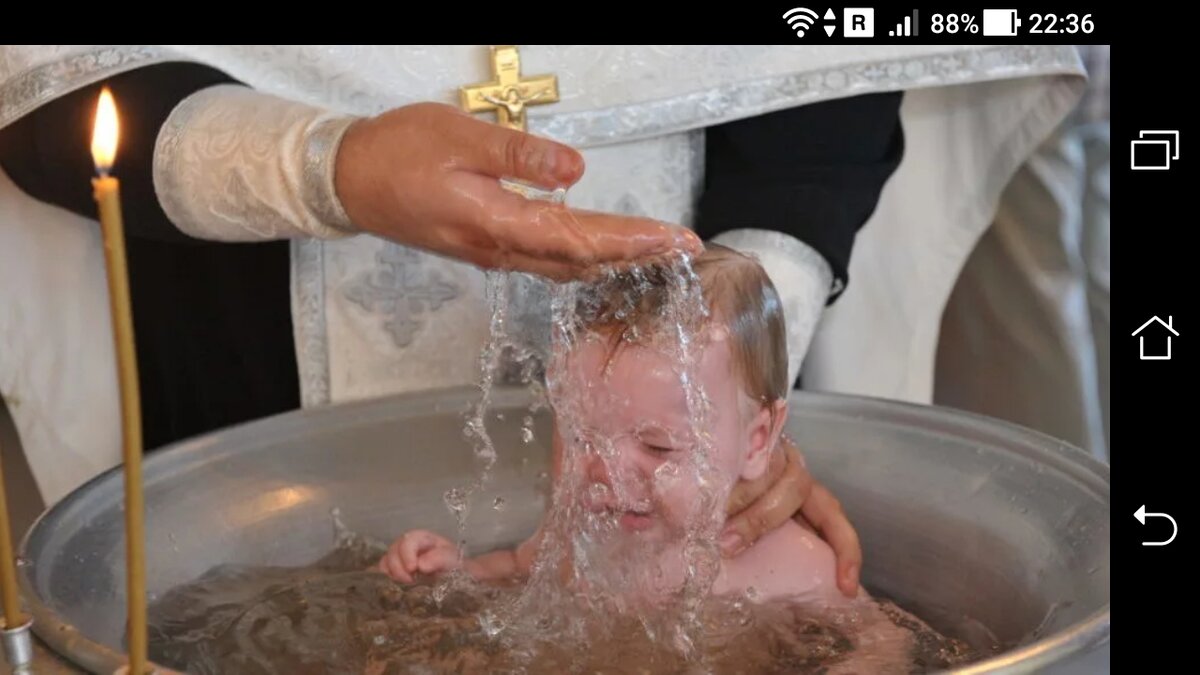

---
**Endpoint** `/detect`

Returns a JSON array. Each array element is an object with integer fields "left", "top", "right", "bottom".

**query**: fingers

[
  {"left": 726, "top": 445, "right": 788, "bottom": 516},
  {"left": 397, "top": 530, "right": 436, "bottom": 573},
  {"left": 556, "top": 207, "right": 705, "bottom": 265},
  {"left": 801, "top": 484, "right": 863, "bottom": 598},
  {"left": 487, "top": 234, "right": 702, "bottom": 282},
  {"left": 431, "top": 172, "right": 701, "bottom": 279},
  {"left": 417, "top": 545, "right": 463, "bottom": 575},
  {"left": 351, "top": 102, "right": 703, "bottom": 275},
  {"left": 452, "top": 110, "right": 585, "bottom": 187},
  {"left": 721, "top": 448, "right": 812, "bottom": 557},
  {"left": 465, "top": 181, "right": 701, "bottom": 270},
  {"left": 462, "top": 247, "right": 590, "bottom": 282},
  {"left": 379, "top": 530, "right": 454, "bottom": 584},
  {"left": 379, "top": 548, "right": 412, "bottom": 584}
]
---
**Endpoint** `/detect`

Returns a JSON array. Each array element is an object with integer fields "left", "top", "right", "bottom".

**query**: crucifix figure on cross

[{"left": 459, "top": 45, "right": 559, "bottom": 131}]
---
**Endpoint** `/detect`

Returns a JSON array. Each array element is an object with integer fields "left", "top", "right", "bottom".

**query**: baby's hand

[{"left": 378, "top": 529, "right": 463, "bottom": 583}]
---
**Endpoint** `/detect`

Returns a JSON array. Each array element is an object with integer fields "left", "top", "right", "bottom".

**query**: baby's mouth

[
  {"left": 611, "top": 499, "right": 655, "bottom": 531},
  {"left": 618, "top": 509, "right": 655, "bottom": 531},
  {"left": 584, "top": 483, "right": 655, "bottom": 529},
  {"left": 589, "top": 499, "right": 653, "bottom": 518}
]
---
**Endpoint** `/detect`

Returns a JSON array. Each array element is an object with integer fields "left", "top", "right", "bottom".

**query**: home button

[{"left": 1132, "top": 315, "right": 1178, "bottom": 361}]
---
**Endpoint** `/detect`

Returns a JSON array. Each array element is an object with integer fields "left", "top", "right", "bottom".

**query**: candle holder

[
  {"left": 1, "top": 616, "right": 33, "bottom": 674},
  {"left": 0, "top": 433, "right": 30, "bottom": 672}
]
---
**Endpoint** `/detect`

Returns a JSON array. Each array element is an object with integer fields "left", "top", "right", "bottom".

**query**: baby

[{"left": 379, "top": 245, "right": 859, "bottom": 607}]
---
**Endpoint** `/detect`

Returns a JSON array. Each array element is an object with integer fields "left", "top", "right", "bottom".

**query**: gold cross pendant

[{"left": 459, "top": 45, "right": 559, "bottom": 132}]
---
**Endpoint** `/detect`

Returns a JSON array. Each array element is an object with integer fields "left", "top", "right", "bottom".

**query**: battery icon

[{"left": 982, "top": 9, "right": 1021, "bottom": 36}]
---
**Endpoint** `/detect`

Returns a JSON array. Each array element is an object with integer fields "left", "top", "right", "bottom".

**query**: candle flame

[{"left": 91, "top": 87, "right": 119, "bottom": 173}]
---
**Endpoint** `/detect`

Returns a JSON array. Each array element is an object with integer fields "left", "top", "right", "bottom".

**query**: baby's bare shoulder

[
  {"left": 722, "top": 521, "right": 843, "bottom": 603},
  {"left": 745, "top": 521, "right": 836, "bottom": 569}
]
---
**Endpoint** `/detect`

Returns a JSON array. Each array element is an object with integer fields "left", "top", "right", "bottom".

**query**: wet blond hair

[{"left": 576, "top": 244, "right": 788, "bottom": 407}]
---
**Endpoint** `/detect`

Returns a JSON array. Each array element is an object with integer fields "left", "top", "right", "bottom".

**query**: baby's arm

[
  {"left": 464, "top": 527, "right": 541, "bottom": 582},
  {"left": 378, "top": 527, "right": 542, "bottom": 585},
  {"left": 380, "top": 426, "right": 561, "bottom": 584}
]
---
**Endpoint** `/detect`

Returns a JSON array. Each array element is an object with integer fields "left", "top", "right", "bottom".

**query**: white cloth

[
  {"left": 0, "top": 169, "right": 122, "bottom": 502},
  {"left": 936, "top": 125, "right": 1111, "bottom": 460},
  {"left": 935, "top": 47, "right": 1110, "bottom": 461},
  {"left": 0, "top": 45, "right": 1085, "bottom": 502},
  {"left": 802, "top": 74, "right": 1087, "bottom": 401},
  {"left": 711, "top": 229, "right": 833, "bottom": 387},
  {"left": 154, "top": 84, "right": 360, "bottom": 241}
]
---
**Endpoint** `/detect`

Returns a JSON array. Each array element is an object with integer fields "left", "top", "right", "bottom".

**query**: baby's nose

[
  {"left": 586, "top": 442, "right": 649, "bottom": 491},
  {"left": 585, "top": 452, "right": 611, "bottom": 486}
]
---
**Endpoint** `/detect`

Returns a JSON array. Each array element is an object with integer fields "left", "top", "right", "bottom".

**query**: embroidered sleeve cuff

[
  {"left": 710, "top": 228, "right": 833, "bottom": 387},
  {"left": 153, "top": 84, "right": 361, "bottom": 241}
]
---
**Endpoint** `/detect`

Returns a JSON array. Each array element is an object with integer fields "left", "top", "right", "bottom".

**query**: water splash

[
  {"left": 447, "top": 249, "right": 736, "bottom": 668},
  {"left": 429, "top": 185, "right": 890, "bottom": 670},
  {"left": 449, "top": 183, "right": 567, "bottom": 567}
]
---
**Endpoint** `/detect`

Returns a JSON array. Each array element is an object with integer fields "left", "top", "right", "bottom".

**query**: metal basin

[{"left": 19, "top": 388, "right": 1110, "bottom": 673}]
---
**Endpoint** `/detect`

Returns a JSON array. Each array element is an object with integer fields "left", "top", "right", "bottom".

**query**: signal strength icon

[
  {"left": 783, "top": 7, "right": 819, "bottom": 37},
  {"left": 889, "top": 9, "right": 919, "bottom": 36}
]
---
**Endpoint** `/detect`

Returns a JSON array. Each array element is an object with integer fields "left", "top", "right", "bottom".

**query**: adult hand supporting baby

[
  {"left": 722, "top": 437, "right": 862, "bottom": 598},
  {"left": 334, "top": 103, "right": 702, "bottom": 280}
]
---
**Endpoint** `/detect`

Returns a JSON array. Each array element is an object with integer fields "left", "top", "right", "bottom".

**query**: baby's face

[{"left": 554, "top": 332, "right": 754, "bottom": 540}]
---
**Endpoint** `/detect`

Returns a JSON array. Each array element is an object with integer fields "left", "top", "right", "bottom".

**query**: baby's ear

[{"left": 742, "top": 400, "right": 789, "bottom": 482}]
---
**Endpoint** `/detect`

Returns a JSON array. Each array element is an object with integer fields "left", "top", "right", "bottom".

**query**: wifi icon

[{"left": 783, "top": 7, "right": 819, "bottom": 37}]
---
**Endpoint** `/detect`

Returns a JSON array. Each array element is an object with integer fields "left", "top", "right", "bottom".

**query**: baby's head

[{"left": 551, "top": 244, "right": 789, "bottom": 539}]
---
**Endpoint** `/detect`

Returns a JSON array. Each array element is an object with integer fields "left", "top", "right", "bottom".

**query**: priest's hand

[
  {"left": 334, "top": 102, "right": 702, "bottom": 280},
  {"left": 722, "top": 436, "right": 863, "bottom": 598}
]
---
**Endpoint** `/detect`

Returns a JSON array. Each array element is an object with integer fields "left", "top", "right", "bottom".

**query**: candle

[
  {"left": 92, "top": 87, "right": 149, "bottom": 675},
  {"left": 0, "top": 438, "right": 24, "bottom": 629}
]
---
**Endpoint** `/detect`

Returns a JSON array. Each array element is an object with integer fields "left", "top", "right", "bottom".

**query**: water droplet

[
  {"left": 493, "top": 497, "right": 506, "bottom": 511},
  {"left": 588, "top": 482, "right": 611, "bottom": 507},
  {"left": 496, "top": 413, "right": 505, "bottom": 421},
  {"left": 373, "top": 634, "right": 388, "bottom": 646},
  {"left": 479, "top": 609, "right": 506, "bottom": 639},
  {"left": 653, "top": 461, "right": 681, "bottom": 491},
  {"left": 15, "top": 556, "right": 30, "bottom": 568},
  {"left": 521, "top": 426, "right": 535, "bottom": 444},
  {"left": 444, "top": 487, "right": 468, "bottom": 514}
]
